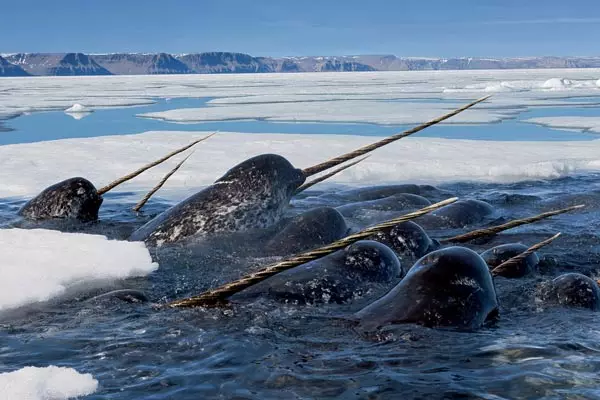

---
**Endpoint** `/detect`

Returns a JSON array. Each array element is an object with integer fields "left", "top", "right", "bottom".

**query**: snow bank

[
  {"left": 1, "top": 131, "right": 600, "bottom": 202},
  {"left": 0, "top": 229, "right": 157, "bottom": 311},
  {"left": 524, "top": 117, "right": 600, "bottom": 133},
  {"left": 0, "top": 366, "right": 97, "bottom": 400}
]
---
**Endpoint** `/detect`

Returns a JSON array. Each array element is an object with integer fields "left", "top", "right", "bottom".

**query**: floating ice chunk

[
  {"left": 0, "top": 229, "right": 158, "bottom": 311},
  {"left": 64, "top": 103, "right": 92, "bottom": 113},
  {"left": 0, "top": 366, "right": 98, "bottom": 400},
  {"left": 542, "top": 78, "right": 573, "bottom": 89},
  {"left": 524, "top": 116, "right": 600, "bottom": 133}
]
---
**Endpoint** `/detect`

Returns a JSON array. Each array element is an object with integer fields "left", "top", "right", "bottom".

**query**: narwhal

[
  {"left": 18, "top": 133, "right": 214, "bottom": 222},
  {"left": 129, "top": 97, "right": 490, "bottom": 246}
]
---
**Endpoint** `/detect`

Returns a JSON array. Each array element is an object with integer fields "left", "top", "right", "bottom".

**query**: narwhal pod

[
  {"left": 416, "top": 199, "right": 494, "bottom": 229},
  {"left": 368, "top": 221, "right": 439, "bottom": 261},
  {"left": 263, "top": 207, "right": 349, "bottom": 256},
  {"left": 232, "top": 240, "right": 402, "bottom": 305},
  {"left": 335, "top": 193, "right": 432, "bottom": 219},
  {"left": 541, "top": 273, "right": 600, "bottom": 311},
  {"left": 355, "top": 246, "right": 499, "bottom": 330},
  {"left": 18, "top": 177, "right": 103, "bottom": 222},
  {"left": 480, "top": 243, "right": 540, "bottom": 278}
]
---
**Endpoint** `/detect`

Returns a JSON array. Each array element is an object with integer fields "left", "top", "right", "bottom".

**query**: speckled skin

[
  {"left": 369, "top": 221, "right": 438, "bottom": 261},
  {"left": 129, "top": 154, "right": 305, "bottom": 246},
  {"left": 18, "top": 177, "right": 103, "bottom": 222},
  {"left": 480, "top": 243, "right": 539, "bottom": 278},
  {"left": 417, "top": 199, "right": 494, "bottom": 229},
  {"left": 233, "top": 240, "right": 402, "bottom": 305},
  {"left": 356, "top": 246, "right": 499, "bottom": 330},
  {"left": 264, "top": 207, "right": 349, "bottom": 256},
  {"left": 551, "top": 273, "right": 600, "bottom": 310}
]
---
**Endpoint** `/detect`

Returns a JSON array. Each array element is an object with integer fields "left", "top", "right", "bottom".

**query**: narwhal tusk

[
  {"left": 96, "top": 132, "right": 216, "bottom": 196},
  {"left": 301, "top": 95, "right": 491, "bottom": 177},
  {"left": 440, "top": 204, "right": 584, "bottom": 244},
  {"left": 294, "top": 155, "right": 370, "bottom": 195},
  {"left": 166, "top": 197, "right": 459, "bottom": 308},
  {"left": 491, "top": 233, "right": 562, "bottom": 276},
  {"left": 132, "top": 150, "right": 196, "bottom": 213}
]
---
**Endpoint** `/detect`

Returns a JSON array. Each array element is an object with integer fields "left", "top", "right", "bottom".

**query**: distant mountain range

[{"left": 2, "top": 52, "right": 600, "bottom": 77}]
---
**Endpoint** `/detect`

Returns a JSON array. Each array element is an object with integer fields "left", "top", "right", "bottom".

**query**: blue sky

[{"left": 2, "top": 0, "right": 600, "bottom": 57}]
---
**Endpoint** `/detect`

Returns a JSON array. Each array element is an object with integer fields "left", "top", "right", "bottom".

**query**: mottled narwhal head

[
  {"left": 344, "top": 240, "right": 405, "bottom": 281},
  {"left": 18, "top": 177, "right": 103, "bottom": 222},
  {"left": 232, "top": 240, "right": 401, "bottom": 305},
  {"left": 545, "top": 273, "right": 600, "bottom": 311},
  {"left": 370, "top": 221, "right": 438, "bottom": 261},
  {"left": 481, "top": 243, "right": 539, "bottom": 278},
  {"left": 216, "top": 154, "right": 305, "bottom": 199},
  {"left": 356, "top": 246, "right": 499, "bottom": 330}
]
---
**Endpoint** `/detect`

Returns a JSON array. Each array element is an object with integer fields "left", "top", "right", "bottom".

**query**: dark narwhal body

[
  {"left": 232, "top": 240, "right": 402, "bottom": 305},
  {"left": 129, "top": 154, "right": 305, "bottom": 246},
  {"left": 322, "top": 184, "right": 445, "bottom": 203},
  {"left": 481, "top": 243, "right": 539, "bottom": 278},
  {"left": 545, "top": 273, "right": 600, "bottom": 310},
  {"left": 369, "top": 221, "right": 439, "bottom": 262},
  {"left": 416, "top": 199, "right": 494, "bottom": 229},
  {"left": 18, "top": 177, "right": 103, "bottom": 222},
  {"left": 336, "top": 193, "right": 431, "bottom": 222},
  {"left": 264, "top": 207, "right": 349, "bottom": 256},
  {"left": 356, "top": 246, "right": 498, "bottom": 330}
]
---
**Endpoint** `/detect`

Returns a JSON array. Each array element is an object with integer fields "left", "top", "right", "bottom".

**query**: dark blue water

[
  {"left": 2, "top": 173, "right": 600, "bottom": 399},
  {"left": 3, "top": 96, "right": 600, "bottom": 145}
]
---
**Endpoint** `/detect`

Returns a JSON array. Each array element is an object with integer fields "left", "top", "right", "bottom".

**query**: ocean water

[
  {"left": 1, "top": 173, "right": 600, "bottom": 399},
  {"left": 2, "top": 83, "right": 600, "bottom": 398}
]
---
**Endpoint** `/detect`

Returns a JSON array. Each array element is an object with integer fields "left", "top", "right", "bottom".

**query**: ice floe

[
  {"left": 525, "top": 117, "right": 600, "bottom": 133},
  {"left": 0, "top": 228, "right": 157, "bottom": 311},
  {"left": 1, "top": 69, "right": 600, "bottom": 126},
  {"left": 0, "top": 366, "right": 98, "bottom": 400},
  {"left": 1, "top": 131, "right": 600, "bottom": 203}
]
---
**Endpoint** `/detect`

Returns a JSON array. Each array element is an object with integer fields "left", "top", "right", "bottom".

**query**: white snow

[
  {"left": 1, "top": 131, "right": 600, "bottom": 203},
  {"left": 0, "top": 366, "right": 98, "bottom": 400},
  {"left": 0, "top": 228, "right": 158, "bottom": 311},
  {"left": 524, "top": 116, "right": 600, "bottom": 133}
]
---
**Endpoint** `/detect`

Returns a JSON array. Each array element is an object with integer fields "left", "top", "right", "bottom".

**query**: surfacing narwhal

[
  {"left": 18, "top": 134, "right": 214, "bottom": 222},
  {"left": 129, "top": 96, "right": 490, "bottom": 246}
]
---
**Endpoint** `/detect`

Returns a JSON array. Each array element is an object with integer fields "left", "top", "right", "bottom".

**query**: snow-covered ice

[
  {"left": 1, "top": 131, "right": 600, "bottom": 203},
  {"left": 2, "top": 69, "right": 600, "bottom": 125},
  {"left": 0, "top": 228, "right": 158, "bottom": 311},
  {"left": 0, "top": 366, "right": 98, "bottom": 400},
  {"left": 524, "top": 116, "right": 600, "bottom": 133},
  {"left": 138, "top": 100, "right": 512, "bottom": 125}
]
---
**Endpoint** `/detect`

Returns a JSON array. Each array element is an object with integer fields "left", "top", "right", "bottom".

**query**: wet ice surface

[{"left": 2, "top": 173, "right": 600, "bottom": 399}]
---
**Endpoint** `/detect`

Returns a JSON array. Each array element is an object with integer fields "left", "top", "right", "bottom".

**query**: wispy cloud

[{"left": 482, "top": 18, "right": 600, "bottom": 25}]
